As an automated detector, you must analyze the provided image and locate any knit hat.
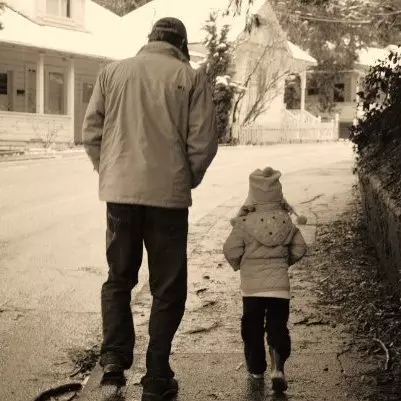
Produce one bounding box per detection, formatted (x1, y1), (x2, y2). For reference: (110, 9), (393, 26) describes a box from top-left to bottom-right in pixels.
(149, 17), (190, 60)
(244, 167), (283, 205)
(150, 17), (188, 41)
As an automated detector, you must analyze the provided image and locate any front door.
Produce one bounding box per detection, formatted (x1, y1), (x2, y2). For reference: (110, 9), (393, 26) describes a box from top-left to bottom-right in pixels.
(75, 76), (95, 144)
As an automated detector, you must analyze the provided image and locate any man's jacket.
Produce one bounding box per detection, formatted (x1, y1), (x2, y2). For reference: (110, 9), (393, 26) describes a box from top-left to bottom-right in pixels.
(82, 41), (218, 208)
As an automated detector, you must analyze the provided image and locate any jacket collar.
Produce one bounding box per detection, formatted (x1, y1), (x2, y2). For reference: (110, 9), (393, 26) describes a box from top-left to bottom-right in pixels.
(137, 41), (189, 63)
(253, 202), (284, 212)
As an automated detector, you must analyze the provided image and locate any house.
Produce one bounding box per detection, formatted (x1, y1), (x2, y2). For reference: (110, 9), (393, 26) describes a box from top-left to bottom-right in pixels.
(0, 0), (125, 146)
(121, 0), (322, 143)
(0, 0), (321, 147)
(304, 45), (396, 139)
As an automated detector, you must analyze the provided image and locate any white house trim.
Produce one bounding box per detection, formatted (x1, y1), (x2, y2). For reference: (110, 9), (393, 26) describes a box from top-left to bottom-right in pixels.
(36, 53), (45, 114)
(300, 70), (307, 111)
(67, 57), (75, 140)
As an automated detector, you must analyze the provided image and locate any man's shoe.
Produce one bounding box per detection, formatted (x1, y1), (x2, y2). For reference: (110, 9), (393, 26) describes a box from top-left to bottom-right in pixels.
(100, 363), (126, 386)
(140, 376), (179, 401)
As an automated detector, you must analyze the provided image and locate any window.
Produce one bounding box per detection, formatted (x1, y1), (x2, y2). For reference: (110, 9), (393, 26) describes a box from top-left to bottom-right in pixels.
(47, 72), (65, 115)
(334, 83), (345, 102)
(82, 82), (94, 104)
(307, 87), (319, 96)
(27, 69), (37, 113)
(0, 73), (7, 95)
(46, 0), (71, 18)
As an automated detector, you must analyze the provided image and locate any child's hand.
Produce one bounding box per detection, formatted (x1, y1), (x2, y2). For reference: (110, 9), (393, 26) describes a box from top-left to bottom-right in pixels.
(282, 199), (294, 214)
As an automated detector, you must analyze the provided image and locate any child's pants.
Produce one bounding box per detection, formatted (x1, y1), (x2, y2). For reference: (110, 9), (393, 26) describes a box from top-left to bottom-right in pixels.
(241, 296), (291, 375)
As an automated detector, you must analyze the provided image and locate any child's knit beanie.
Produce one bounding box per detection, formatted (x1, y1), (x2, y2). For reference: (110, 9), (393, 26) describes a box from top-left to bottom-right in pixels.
(245, 167), (283, 205)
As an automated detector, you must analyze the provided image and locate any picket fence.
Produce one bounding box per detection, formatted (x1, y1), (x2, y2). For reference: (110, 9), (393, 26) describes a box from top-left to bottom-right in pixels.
(232, 110), (339, 145)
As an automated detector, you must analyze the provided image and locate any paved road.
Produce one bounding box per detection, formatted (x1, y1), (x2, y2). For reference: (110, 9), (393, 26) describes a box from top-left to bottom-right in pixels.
(0, 142), (354, 400)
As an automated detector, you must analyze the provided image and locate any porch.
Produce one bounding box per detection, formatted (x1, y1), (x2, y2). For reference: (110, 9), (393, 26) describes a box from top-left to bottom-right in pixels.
(0, 43), (107, 147)
(232, 109), (339, 145)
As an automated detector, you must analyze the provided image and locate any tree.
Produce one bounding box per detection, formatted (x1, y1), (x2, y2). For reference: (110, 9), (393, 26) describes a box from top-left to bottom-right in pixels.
(203, 12), (236, 142)
(284, 74), (301, 110)
(230, 9), (292, 126)
(93, 0), (153, 16)
(92, 0), (401, 119)
(350, 47), (401, 153)
(0, 2), (5, 30)
(231, 0), (401, 114)
(350, 46), (401, 206)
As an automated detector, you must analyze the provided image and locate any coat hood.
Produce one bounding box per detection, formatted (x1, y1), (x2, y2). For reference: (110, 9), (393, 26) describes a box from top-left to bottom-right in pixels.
(234, 210), (294, 247)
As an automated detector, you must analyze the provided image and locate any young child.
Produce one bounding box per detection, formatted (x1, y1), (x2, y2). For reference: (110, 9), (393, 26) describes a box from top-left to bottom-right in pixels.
(223, 167), (307, 394)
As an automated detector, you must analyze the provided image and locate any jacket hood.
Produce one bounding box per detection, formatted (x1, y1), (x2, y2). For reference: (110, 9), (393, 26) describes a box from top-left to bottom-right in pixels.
(234, 210), (294, 247)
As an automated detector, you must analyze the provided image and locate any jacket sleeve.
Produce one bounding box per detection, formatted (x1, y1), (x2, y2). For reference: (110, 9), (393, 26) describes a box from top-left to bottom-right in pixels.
(288, 228), (307, 266)
(82, 68), (106, 172)
(223, 226), (245, 271)
(187, 69), (218, 189)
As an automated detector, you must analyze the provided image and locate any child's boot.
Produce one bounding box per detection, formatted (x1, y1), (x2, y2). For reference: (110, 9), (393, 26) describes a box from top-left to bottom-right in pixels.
(269, 347), (288, 394)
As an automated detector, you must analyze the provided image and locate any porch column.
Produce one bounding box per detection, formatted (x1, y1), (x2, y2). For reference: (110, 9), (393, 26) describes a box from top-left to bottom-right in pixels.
(355, 70), (363, 103)
(67, 57), (75, 141)
(36, 52), (45, 114)
(354, 70), (364, 125)
(300, 70), (307, 111)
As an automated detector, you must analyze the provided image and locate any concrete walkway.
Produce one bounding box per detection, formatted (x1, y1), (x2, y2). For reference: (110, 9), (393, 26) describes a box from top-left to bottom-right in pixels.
(77, 143), (365, 401)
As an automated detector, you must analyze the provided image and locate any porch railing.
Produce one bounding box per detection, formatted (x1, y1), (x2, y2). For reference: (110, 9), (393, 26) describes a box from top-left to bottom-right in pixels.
(0, 111), (72, 147)
(232, 109), (339, 145)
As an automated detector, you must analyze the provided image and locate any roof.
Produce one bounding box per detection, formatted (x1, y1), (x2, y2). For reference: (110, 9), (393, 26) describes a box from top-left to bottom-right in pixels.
(188, 40), (316, 65)
(0, 0), (316, 66)
(120, 0), (268, 51)
(0, 1), (124, 60)
(120, 0), (315, 64)
(85, 1), (122, 37)
(287, 41), (317, 65)
(356, 46), (397, 67)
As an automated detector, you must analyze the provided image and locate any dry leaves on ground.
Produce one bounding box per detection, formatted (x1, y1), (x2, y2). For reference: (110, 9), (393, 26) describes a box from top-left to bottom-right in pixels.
(304, 193), (401, 401)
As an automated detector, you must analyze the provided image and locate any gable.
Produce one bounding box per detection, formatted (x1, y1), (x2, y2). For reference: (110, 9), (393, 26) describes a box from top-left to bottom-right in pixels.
(3, 0), (121, 32)
(0, 2), (124, 59)
(120, 0), (279, 49)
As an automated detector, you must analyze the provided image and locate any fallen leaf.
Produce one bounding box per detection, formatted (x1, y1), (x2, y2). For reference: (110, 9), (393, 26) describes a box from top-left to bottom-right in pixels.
(184, 321), (221, 334)
(293, 317), (309, 325)
(235, 362), (244, 371)
(196, 287), (208, 295)
(202, 300), (217, 308)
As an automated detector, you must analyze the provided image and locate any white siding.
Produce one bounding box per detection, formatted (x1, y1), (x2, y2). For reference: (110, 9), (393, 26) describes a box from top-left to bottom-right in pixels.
(0, 45), (106, 145)
(0, 111), (72, 143)
(5, 0), (38, 19)
(35, 0), (86, 30)
(0, 60), (33, 113)
(74, 0), (86, 28)
(73, 58), (102, 144)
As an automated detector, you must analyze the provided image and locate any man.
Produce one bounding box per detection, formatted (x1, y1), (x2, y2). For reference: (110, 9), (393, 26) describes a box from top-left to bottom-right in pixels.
(82, 17), (218, 401)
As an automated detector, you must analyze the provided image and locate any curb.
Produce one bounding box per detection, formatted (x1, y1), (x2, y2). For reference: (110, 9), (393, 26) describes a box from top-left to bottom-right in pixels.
(0, 151), (85, 163)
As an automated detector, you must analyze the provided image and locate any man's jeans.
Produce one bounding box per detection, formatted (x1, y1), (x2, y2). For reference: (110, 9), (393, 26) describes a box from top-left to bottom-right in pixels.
(100, 203), (188, 379)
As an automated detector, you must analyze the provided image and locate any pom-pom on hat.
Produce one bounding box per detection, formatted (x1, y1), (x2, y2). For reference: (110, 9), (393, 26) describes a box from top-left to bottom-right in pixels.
(244, 167), (283, 205)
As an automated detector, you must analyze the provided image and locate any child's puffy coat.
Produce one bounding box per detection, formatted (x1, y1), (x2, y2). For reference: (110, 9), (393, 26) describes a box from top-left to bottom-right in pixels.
(223, 206), (307, 299)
